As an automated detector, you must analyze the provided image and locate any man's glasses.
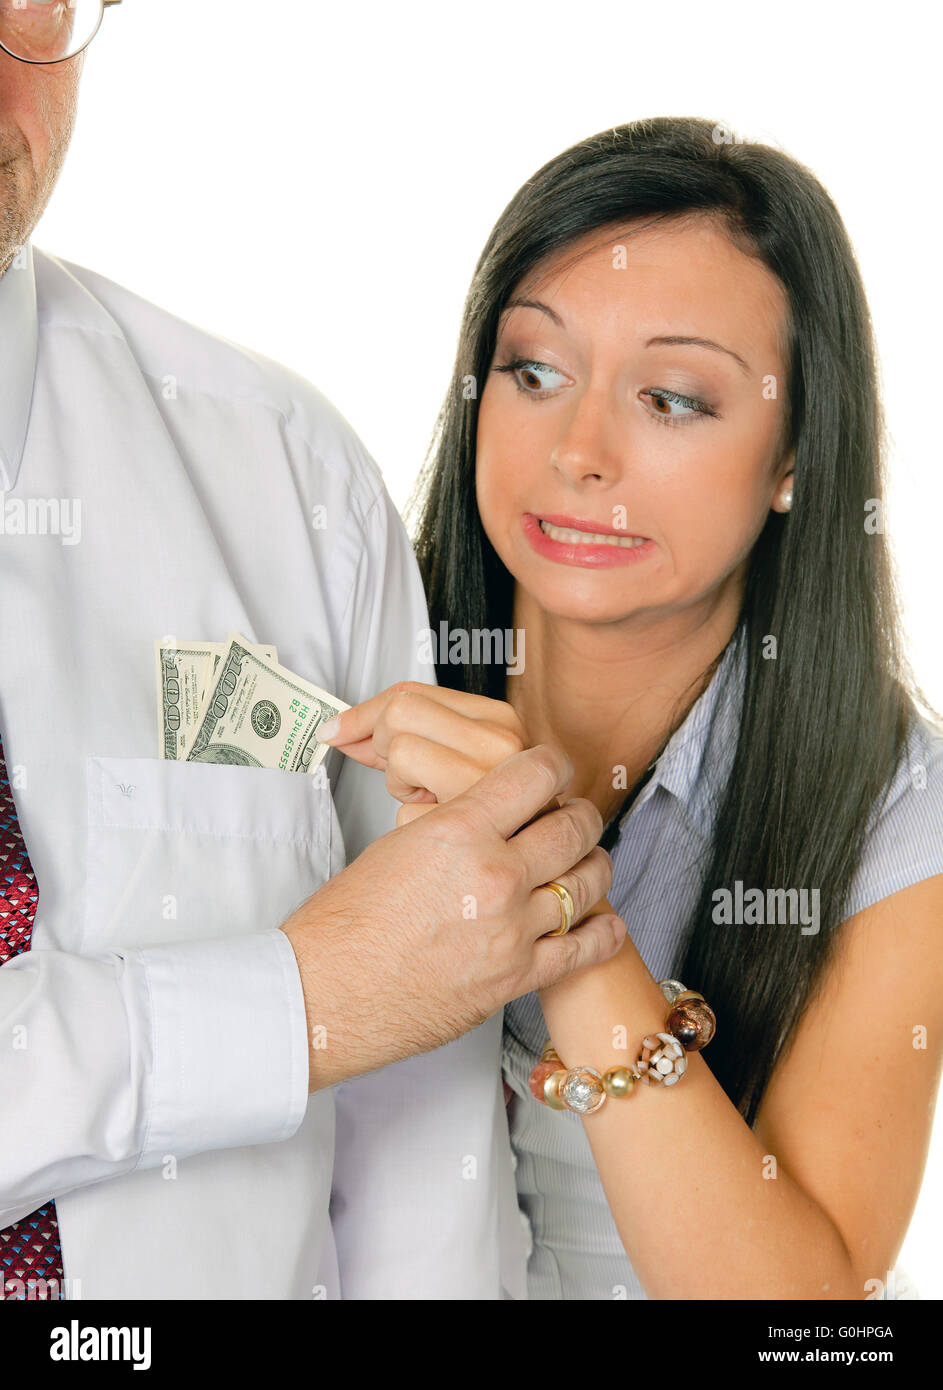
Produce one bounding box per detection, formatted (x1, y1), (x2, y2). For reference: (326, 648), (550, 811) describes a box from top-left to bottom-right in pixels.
(0, 0), (120, 66)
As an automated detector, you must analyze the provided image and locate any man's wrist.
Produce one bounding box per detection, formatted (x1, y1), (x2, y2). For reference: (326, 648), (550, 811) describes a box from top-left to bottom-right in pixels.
(279, 918), (367, 1094)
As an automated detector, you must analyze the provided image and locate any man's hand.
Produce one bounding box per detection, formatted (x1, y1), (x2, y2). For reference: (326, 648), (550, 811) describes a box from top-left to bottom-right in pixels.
(279, 743), (624, 1091)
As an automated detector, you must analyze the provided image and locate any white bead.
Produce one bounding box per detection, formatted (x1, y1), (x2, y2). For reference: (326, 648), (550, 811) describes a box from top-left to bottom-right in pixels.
(659, 979), (687, 1005)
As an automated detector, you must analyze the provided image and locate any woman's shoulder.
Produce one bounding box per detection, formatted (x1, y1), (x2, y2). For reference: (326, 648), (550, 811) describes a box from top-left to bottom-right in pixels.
(840, 704), (943, 923)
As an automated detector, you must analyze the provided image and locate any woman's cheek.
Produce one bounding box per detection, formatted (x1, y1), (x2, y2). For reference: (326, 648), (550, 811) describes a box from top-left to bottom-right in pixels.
(475, 450), (519, 554)
(473, 460), (500, 546)
(660, 501), (748, 601)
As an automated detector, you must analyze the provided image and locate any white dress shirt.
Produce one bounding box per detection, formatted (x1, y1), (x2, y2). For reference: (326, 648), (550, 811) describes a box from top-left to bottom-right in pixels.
(0, 244), (528, 1300)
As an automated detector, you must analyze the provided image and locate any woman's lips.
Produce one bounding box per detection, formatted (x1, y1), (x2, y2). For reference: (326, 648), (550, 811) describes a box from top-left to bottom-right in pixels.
(522, 513), (656, 568)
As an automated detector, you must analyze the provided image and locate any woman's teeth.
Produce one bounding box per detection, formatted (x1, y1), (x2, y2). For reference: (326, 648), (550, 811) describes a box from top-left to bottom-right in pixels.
(538, 519), (646, 548)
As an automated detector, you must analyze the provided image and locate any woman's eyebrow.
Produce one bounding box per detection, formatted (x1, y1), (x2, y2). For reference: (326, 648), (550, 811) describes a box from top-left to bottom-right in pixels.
(501, 300), (751, 376)
(646, 334), (752, 376)
(502, 297), (566, 328)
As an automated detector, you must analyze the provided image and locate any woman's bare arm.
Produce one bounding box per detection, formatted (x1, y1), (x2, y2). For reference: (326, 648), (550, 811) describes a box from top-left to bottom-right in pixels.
(537, 874), (943, 1299)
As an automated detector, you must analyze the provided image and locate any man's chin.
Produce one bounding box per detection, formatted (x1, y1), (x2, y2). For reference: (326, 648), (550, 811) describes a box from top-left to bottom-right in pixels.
(0, 163), (31, 271)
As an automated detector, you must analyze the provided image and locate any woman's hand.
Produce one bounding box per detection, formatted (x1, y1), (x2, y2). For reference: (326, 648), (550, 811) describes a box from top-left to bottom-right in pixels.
(317, 679), (615, 938)
(316, 681), (530, 826)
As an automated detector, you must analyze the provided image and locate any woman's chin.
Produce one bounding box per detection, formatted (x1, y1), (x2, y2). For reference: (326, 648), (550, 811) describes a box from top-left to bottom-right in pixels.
(516, 579), (658, 628)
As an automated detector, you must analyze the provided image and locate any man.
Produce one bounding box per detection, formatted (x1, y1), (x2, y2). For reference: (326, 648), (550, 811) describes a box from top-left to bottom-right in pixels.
(0, 2), (620, 1299)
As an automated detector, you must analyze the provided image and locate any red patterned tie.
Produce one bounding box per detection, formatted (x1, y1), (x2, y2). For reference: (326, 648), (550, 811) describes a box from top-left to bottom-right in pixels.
(0, 733), (63, 1300)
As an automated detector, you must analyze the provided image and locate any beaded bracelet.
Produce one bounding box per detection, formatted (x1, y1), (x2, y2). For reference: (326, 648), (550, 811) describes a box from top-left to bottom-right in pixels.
(527, 978), (717, 1116)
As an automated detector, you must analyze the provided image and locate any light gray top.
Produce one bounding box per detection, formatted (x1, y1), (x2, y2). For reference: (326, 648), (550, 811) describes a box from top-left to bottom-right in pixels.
(502, 627), (943, 1299)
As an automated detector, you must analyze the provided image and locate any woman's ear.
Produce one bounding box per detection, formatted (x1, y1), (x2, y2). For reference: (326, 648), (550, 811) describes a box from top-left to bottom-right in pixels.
(771, 459), (795, 514)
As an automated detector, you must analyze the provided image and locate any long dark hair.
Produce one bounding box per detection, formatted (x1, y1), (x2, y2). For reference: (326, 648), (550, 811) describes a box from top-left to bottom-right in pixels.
(409, 116), (928, 1126)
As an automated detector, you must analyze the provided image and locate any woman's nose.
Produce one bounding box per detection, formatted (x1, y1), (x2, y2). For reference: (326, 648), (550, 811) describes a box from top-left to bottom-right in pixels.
(549, 394), (625, 487)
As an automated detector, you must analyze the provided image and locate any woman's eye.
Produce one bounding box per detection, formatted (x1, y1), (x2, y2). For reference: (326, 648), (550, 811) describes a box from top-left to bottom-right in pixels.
(641, 388), (716, 426)
(491, 363), (716, 421)
(493, 358), (568, 397)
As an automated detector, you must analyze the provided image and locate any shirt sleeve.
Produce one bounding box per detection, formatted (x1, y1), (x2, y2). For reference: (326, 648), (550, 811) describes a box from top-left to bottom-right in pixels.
(0, 927), (308, 1226)
(840, 713), (943, 923)
(326, 483), (436, 859)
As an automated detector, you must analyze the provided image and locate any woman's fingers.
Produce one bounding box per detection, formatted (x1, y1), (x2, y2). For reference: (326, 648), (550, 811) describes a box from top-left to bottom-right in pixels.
(316, 681), (525, 767)
(379, 700), (523, 769)
(384, 732), (488, 804)
(324, 687), (528, 811)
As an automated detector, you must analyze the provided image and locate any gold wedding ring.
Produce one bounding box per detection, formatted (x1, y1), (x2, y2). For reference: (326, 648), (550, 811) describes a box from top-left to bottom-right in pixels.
(539, 880), (575, 937)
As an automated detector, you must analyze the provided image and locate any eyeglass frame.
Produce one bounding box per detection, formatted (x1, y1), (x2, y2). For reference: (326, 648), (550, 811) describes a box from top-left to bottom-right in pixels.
(0, 0), (122, 67)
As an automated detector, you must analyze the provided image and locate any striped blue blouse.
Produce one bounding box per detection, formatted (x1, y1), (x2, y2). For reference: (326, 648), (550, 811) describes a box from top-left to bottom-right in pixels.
(502, 626), (943, 1300)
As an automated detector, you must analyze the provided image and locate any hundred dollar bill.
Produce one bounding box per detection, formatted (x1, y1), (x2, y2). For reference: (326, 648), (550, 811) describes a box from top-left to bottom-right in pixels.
(185, 633), (348, 773)
(155, 639), (277, 760)
(200, 641), (277, 710)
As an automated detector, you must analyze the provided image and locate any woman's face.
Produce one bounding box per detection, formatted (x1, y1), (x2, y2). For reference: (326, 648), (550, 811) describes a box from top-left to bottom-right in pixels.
(475, 216), (793, 627)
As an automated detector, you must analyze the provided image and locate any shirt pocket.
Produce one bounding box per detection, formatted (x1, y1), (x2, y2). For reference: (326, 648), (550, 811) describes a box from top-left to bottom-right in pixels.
(81, 756), (347, 952)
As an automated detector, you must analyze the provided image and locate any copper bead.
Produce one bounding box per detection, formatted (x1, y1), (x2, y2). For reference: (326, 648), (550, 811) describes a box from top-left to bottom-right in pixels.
(666, 998), (716, 1051)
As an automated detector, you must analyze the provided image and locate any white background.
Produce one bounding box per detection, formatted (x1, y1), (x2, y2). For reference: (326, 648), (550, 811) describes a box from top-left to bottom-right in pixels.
(33, 0), (942, 1295)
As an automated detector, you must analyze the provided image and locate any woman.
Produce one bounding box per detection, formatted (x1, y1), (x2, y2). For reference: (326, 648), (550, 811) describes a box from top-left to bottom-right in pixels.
(318, 117), (943, 1299)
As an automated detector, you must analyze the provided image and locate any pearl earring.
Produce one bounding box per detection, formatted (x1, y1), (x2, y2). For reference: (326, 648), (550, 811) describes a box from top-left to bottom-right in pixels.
(780, 488), (793, 511)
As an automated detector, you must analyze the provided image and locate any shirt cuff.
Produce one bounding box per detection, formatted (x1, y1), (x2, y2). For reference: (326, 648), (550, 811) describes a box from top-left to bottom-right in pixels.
(126, 928), (309, 1166)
